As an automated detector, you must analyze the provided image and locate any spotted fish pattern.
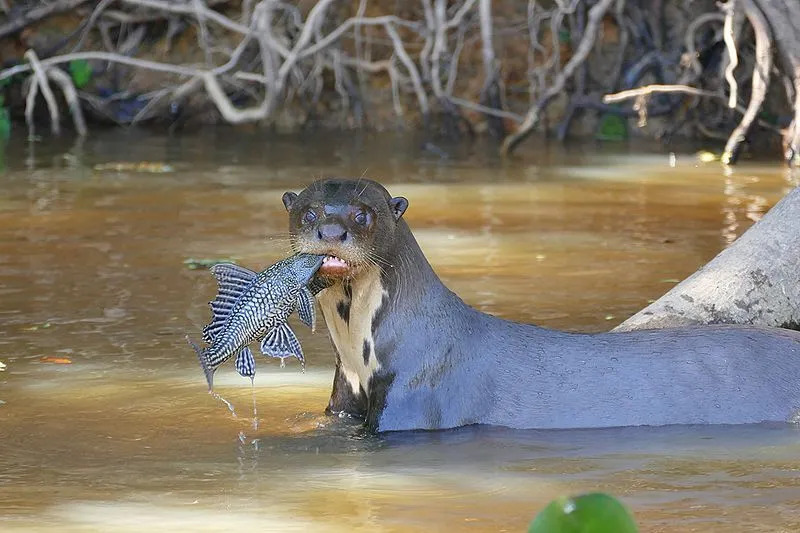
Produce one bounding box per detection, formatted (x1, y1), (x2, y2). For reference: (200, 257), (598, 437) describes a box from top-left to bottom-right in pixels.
(187, 253), (324, 390)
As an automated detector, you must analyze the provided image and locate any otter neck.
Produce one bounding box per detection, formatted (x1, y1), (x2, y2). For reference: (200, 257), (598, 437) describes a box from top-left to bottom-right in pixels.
(316, 221), (449, 397)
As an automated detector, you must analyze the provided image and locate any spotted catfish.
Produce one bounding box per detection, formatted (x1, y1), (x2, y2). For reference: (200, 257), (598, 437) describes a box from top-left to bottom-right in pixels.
(187, 253), (325, 390)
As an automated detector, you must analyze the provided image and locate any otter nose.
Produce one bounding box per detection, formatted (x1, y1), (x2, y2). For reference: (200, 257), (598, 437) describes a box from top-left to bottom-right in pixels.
(317, 223), (348, 243)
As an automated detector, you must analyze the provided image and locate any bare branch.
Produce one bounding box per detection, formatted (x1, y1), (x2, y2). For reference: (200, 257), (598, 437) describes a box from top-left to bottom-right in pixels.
(501, 0), (616, 155)
(722, 0), (740, 109)
(118, 0), (249, 35)
(430, 0), (447, 100)
(0, 0), (91, 39)
(299, 16), (420, 61)
(24, 50), (61, 136)
(24, 77), (39, 139)
(722, 0), (772, 164)
(385, 23), (429, 115)
(449, 96), (522, 122)
(0, 52), (201, 82)
(46, 67), (87, 136)
(604, 84), (720, 103)
(446, 0), (479, 29)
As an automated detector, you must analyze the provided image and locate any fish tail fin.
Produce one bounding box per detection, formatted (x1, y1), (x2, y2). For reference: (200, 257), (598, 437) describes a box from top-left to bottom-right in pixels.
(186, 335), (215, 392)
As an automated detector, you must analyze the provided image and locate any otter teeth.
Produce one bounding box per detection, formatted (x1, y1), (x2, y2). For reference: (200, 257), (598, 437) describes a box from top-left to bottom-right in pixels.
(323, 255), (348, 268)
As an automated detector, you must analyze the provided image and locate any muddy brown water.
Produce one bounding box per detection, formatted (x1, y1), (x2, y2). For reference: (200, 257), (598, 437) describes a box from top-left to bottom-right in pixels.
(1, 131), (799, 532)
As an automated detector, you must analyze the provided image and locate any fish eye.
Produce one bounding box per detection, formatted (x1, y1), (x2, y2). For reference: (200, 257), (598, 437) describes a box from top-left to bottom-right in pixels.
(353, 210), (368, 226)
(302, 210), (317, 224)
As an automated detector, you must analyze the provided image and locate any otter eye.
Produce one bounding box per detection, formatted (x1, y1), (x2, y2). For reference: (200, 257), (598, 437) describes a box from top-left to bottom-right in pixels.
(302, 210), (317, 224)
(353, 210), (368, 226)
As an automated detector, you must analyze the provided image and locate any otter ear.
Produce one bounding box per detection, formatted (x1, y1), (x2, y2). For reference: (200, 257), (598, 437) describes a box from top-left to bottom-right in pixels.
(282, 192), (298, 212)
(389, 197), (408, 221)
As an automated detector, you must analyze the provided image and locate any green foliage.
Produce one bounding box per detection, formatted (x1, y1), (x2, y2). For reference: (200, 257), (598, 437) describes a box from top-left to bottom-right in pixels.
(69, 59), (92, 89)
(529, 493), (638, 533)
(0, 105), (10, 143)
(595, 113), (628, 142)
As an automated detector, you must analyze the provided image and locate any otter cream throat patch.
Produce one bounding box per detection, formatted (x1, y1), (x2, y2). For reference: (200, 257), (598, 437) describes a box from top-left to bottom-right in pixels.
(317, 267), (385, 396)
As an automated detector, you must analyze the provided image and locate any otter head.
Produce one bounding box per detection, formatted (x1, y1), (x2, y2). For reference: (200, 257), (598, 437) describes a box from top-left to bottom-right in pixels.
(283, 178), (408, 281)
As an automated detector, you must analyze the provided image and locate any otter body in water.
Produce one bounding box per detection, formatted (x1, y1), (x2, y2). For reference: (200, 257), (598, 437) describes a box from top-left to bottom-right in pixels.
(283, 179), (800, 432)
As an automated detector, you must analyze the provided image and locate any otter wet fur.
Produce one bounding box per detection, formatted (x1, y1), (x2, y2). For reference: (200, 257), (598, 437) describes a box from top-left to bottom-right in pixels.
(187, 253), (324, 390)
(283, 178), (800, 432)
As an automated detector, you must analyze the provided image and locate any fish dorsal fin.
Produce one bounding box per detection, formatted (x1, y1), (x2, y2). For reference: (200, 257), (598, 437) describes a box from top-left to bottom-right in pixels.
(235, 346), (255, 381)
(210, 263), (257, 288)
(260, 323), (304, 365)
(297, 287), (316, 332)
(202, 263), (257, 344)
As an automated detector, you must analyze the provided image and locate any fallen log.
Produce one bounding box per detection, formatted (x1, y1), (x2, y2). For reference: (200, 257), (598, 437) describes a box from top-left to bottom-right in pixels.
(615, 186), (800, 332)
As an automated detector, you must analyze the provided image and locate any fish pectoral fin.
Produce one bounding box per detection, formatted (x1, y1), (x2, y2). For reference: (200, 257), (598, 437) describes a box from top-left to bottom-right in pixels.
(260, 324), (304, 364)
(235, 346), (256, 379)
(297, 287), (316, 332)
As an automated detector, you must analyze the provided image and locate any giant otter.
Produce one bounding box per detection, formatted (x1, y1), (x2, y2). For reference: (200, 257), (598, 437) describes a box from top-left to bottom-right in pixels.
(282, 178), (800, 432)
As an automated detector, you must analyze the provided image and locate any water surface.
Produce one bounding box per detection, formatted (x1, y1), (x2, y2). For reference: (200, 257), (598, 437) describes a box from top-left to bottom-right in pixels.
(1, 131), (799, 531)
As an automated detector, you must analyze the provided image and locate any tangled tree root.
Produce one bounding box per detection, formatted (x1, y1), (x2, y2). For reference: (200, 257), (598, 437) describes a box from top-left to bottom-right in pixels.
(0, 0), (799, 164)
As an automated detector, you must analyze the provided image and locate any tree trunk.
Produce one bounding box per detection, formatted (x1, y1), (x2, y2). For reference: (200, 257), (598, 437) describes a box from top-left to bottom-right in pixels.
(615, 186), (800, 332)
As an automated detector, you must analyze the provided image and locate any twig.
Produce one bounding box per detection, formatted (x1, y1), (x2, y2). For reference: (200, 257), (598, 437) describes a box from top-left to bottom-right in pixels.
(0, 51), (200, 82)
(118, 0), (249, 35)
(603, 83), (782, 134)
(45, 67), (87, 136)
(24, 77), (39, 139)
(299, 16), (420, 61)
(501, 0), (616, 155)
(446, 0), (479, 29)
(684, 13), (725, 76)
(721, 0), (739, 109)
(194, 0), (214, 67)
(478, 0), (504, 136)
(604, 84), (720, 102)
(353, 0), (369, 92)
(385, 23), (429, 115)
(722, 0), (772, 164)
(430, 0), (447, 100)
(446, 23), (466, 96)
(72, 0), (117, 52)
(130, 87), (171, 124)
(24, 50), (61, 136)
(449, 96), (522, 122)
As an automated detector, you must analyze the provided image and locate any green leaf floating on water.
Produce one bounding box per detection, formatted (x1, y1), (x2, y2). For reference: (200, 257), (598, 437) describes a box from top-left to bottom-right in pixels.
(529, 493), (638, 533)
(69, 59), (92, 89)
(183, 258), (237, 270)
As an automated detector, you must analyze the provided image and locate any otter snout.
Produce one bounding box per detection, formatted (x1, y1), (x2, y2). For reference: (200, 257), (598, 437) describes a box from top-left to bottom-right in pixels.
(316, 222), (349, 243)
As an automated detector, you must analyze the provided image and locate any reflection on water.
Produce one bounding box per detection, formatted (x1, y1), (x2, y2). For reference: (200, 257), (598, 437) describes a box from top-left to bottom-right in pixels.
(1, 131), (799, 531)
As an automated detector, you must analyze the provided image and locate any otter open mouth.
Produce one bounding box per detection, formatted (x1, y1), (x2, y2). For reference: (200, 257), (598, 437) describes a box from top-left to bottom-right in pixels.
(319, 255), (350, 277)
